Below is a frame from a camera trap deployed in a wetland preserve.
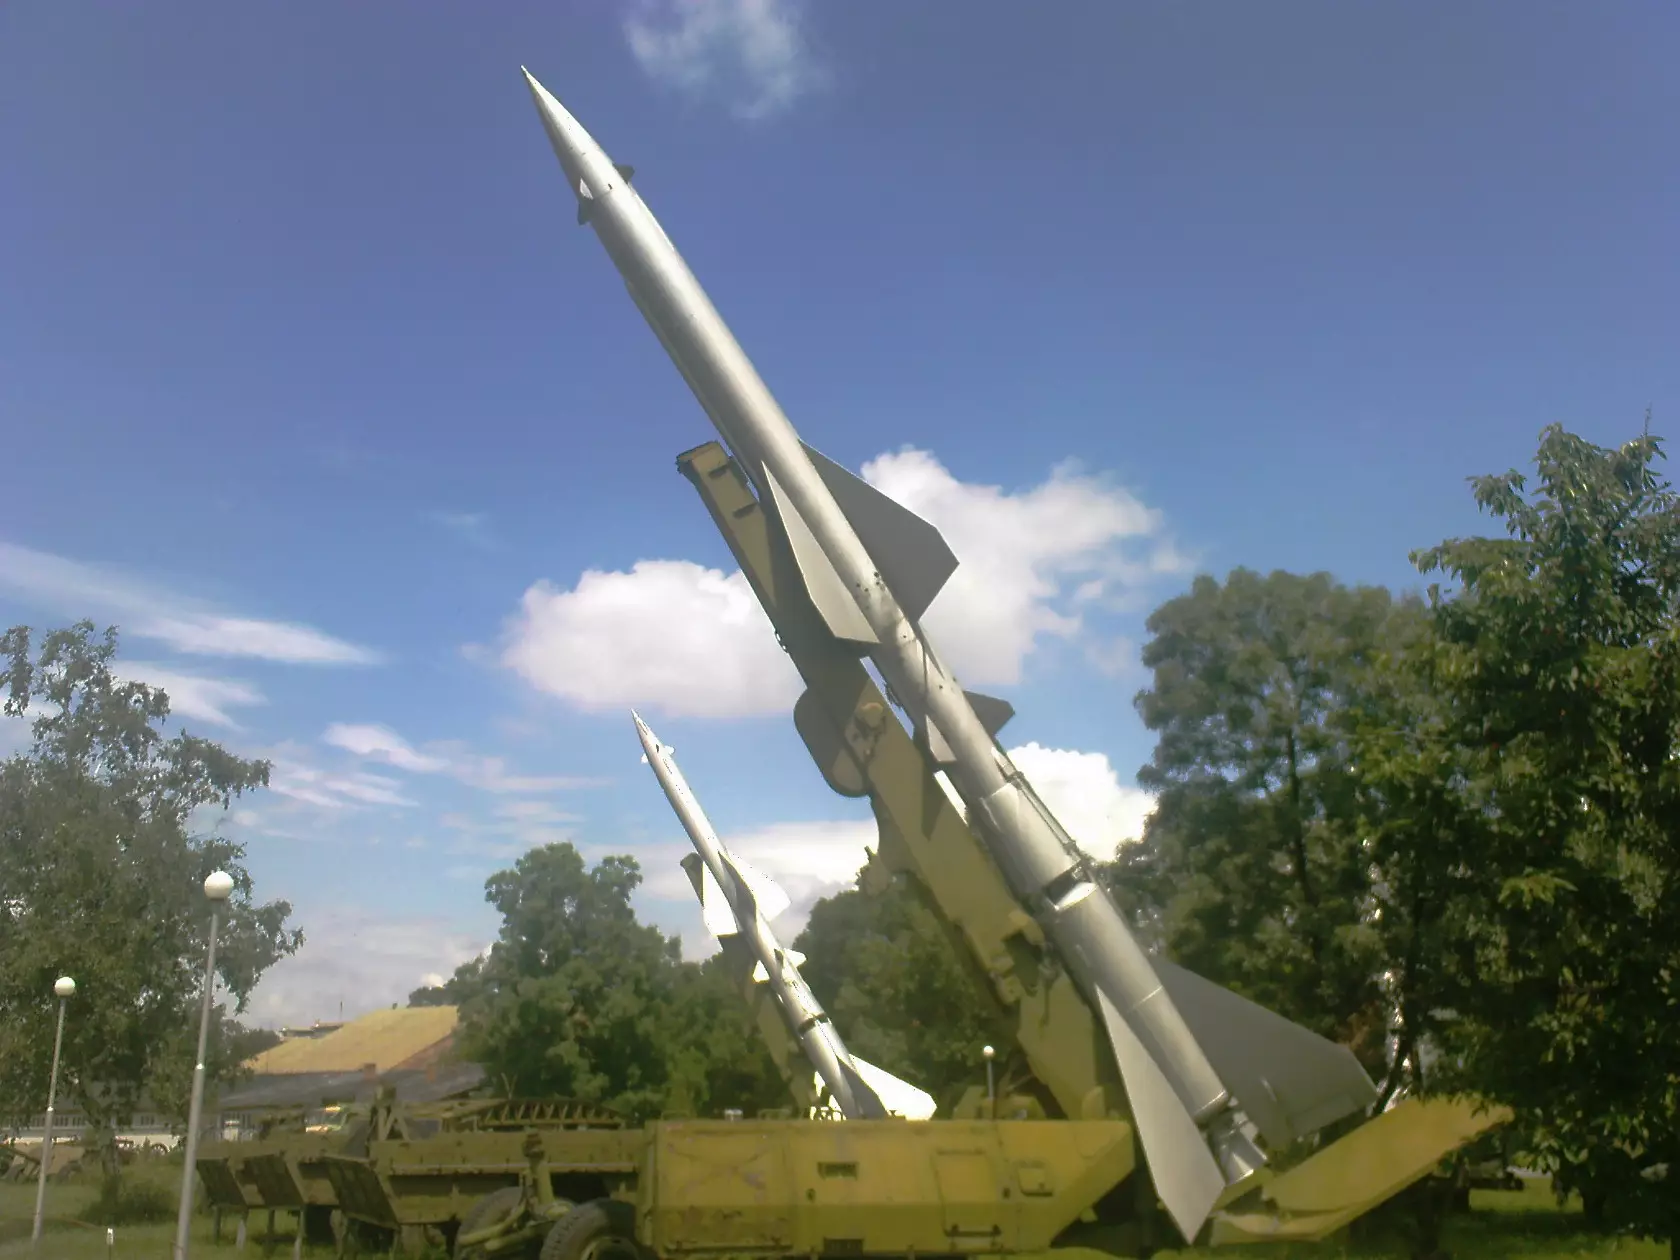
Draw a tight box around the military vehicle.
[427,440,1505,1260]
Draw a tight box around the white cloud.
[500,450,1183,720]
[321,722,607,794]
[113,663,265,729]
[266,756,417,811]
[861,449,1180,687]
[500,561,800,719]
[633,739,1152,954]
[243,909,492,1029]
[0,541,379,665]
[633,816,878,951]
[624,0,825,120]
[324,723,448,773]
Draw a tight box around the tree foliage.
[793,878,1006,1114]
[1112,569,1421,1079]
[417,842,785,1121]
[0,622,301,1202]
[1364,424,1680,1247]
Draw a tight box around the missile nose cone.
[521,67,604,195]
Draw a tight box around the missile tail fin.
[800,441,958,622]
[1094,986,1226,1245]
[849,1056,938,1120]
[1156,958,1378,1149]
[763,467,878,646]
[723,853,791,923]
[614,162,635,183]
[681,853,744,939]
[916,716,958,766]
[964,690,1016,738]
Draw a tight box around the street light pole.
[173,871,233,1260]
[31,976,75,1249]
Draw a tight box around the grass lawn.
[0,1169,1665,1259]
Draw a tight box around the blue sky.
[2,1,1674,1027]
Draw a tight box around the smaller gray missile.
[632,711,935,1122]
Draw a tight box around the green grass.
[0,1170,1666,1259]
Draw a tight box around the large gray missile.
[524,69,1265,1241]
[632,711,935,1122]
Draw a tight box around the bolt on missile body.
[524,68,1264,1241]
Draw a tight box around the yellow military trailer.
[326,1099,636,1255]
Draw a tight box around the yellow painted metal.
[1210,1097,1514,1244]
[676,441,1127,1124]
[643,1119,1136,1257]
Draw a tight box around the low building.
[216,1005,484,1137]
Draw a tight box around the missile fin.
[681,853,744,939]
[1156,958,1378,1149]
[723,853,791,923]
[831,1057,891,1119]
[750,960,769,983]
[577,201,593,226]
[849,1057,938,1120]
[763,467,879,647]
[1095,985,1226,1245]
[614,162,635,183]
[782,948,807,969]
[965,690,1015,738]
[915,716,958,765]
[800,442,958,622]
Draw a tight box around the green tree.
[0,622,302,1206]
[794,877,1006,1113]
[433,842,782,1121]
[1369,424,1680,1254]
[1113,570,1421,1079]
[658,953,794,1119]
[444,844,681,1117]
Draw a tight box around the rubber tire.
[456,1186,528,1260]
[539,1200,643,1260]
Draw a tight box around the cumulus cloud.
[624,0,825,120]
[243,909,492,1028]
[862,449,1180,687]
[500,561,801,719]
[500,450,1184,720]
[634,738,1152,956]
[632,816,879,952]
[0,541,379,665]
[322,722,607,794]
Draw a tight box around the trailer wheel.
[539,1199,644,1260]
[456,1186,528,1260]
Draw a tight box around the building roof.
[243,1006,459,1075]
[217,1062,487,1113]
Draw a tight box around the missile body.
[525,71,1262,1240]
[632,711,934,1123]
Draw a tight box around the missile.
[523,69,1266,1241]
[632,711,936,1122]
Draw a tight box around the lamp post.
[30,975,75,1249]
[173,871,233,1260]
[983,1044,996,1119]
